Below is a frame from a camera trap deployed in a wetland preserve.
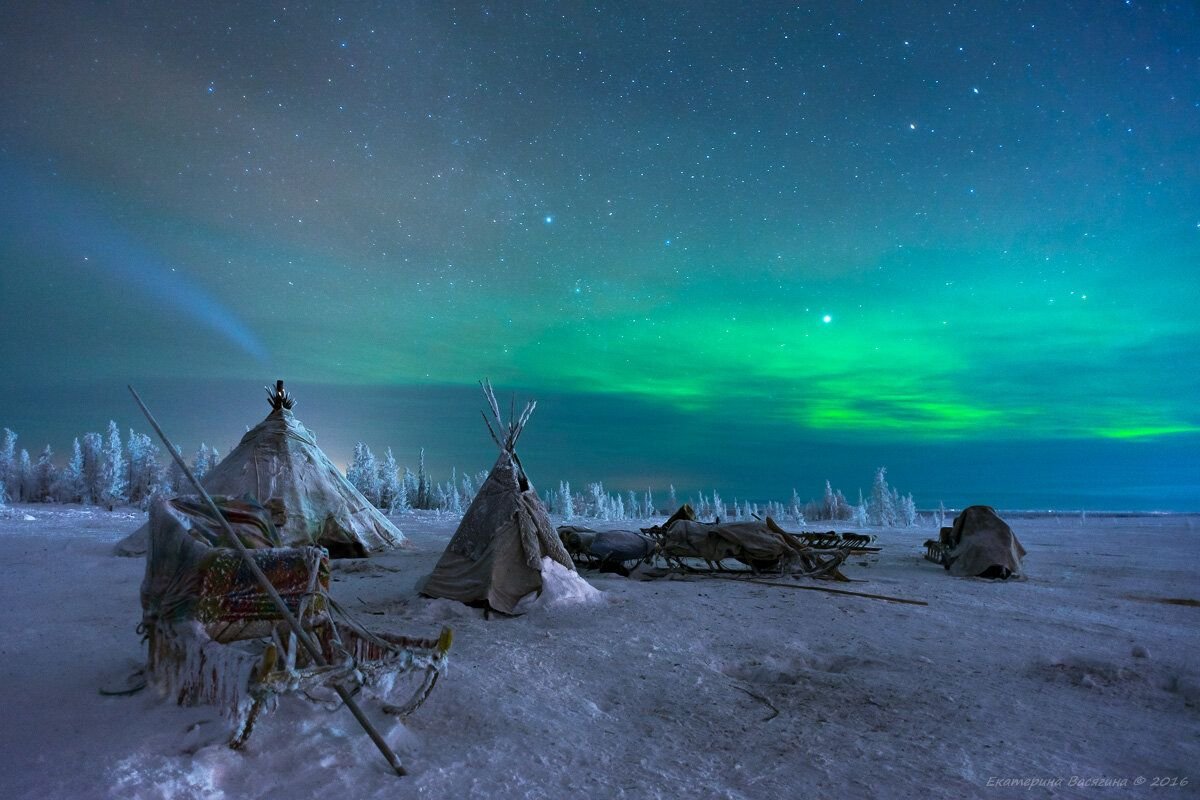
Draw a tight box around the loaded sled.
[140,496,450,746]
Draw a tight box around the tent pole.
[128,385,408,777]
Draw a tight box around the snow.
[513,556,604,614]
[0,504,1197,799]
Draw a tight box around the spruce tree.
[378,447,402,512]
[560,481,574,520]
[34,445,56,502]
[415,448,430,510]
[867,467,897,527]
[81,432,103,505]
[192,444,212,481]
[100,421,126,508]
[55,438,84,503]
[0,428,17,501]
[16,449,32,502]
[165,445,187,496]
[402,467,418,508]
[348,443,380,507]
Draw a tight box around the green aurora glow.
[1,2,1197,509]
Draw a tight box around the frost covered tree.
[100,421,126,508]
[54,438,84,503]
[804,481,851,521]
[899,493,918,527]
[402,467,418,508]
[0,428,17,501]
[852,490,869,527]
[81,432,103,505]
[643,488,654,518]
[460,470,478,505]
[559,480,574,520]
[16,449,32,502]
[789,489,805,524]
[823,480,838,519]
[348,442,381,507]
[164,445,187,496]
[34,445,56,502]
[415,448,431,510]
[867,467,898,527]
[668,484,678,511]
[588,482,608,519]
[378,448,402,512]
[192,443,214,481]
[125,431,164,508]
[445,469,464,515]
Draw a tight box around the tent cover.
[116,400,403,558]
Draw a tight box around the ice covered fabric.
[140,497,329,635]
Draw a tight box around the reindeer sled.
[139,495,451,747]
[637,505,853,581]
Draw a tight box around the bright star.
[544,215,554,224]
[822,314,832,323]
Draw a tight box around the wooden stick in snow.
[715,575,928,606]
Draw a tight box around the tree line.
[0,424,219,510]
[0,425,923,528]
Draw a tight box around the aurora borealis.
[1,2,1197,509]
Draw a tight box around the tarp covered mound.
[116,406,403,558]
[419,447,577,614]
[941,505,1026,578]
[656,518,808,570]
[559,526,656,569]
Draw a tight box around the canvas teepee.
[418,381,576,614]
[115,381,404,557]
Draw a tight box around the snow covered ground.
[0,505,1196,799]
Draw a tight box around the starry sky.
[1,1,1197,510]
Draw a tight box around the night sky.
[1,2,1197,510]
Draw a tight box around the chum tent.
[418,381,579,614]
[115,381,404,558]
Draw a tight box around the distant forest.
[0,425,924,527]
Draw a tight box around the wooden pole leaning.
[128,385,408,777]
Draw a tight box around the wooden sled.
[145,544,451,747]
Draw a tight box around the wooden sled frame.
[146,545,451,747]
